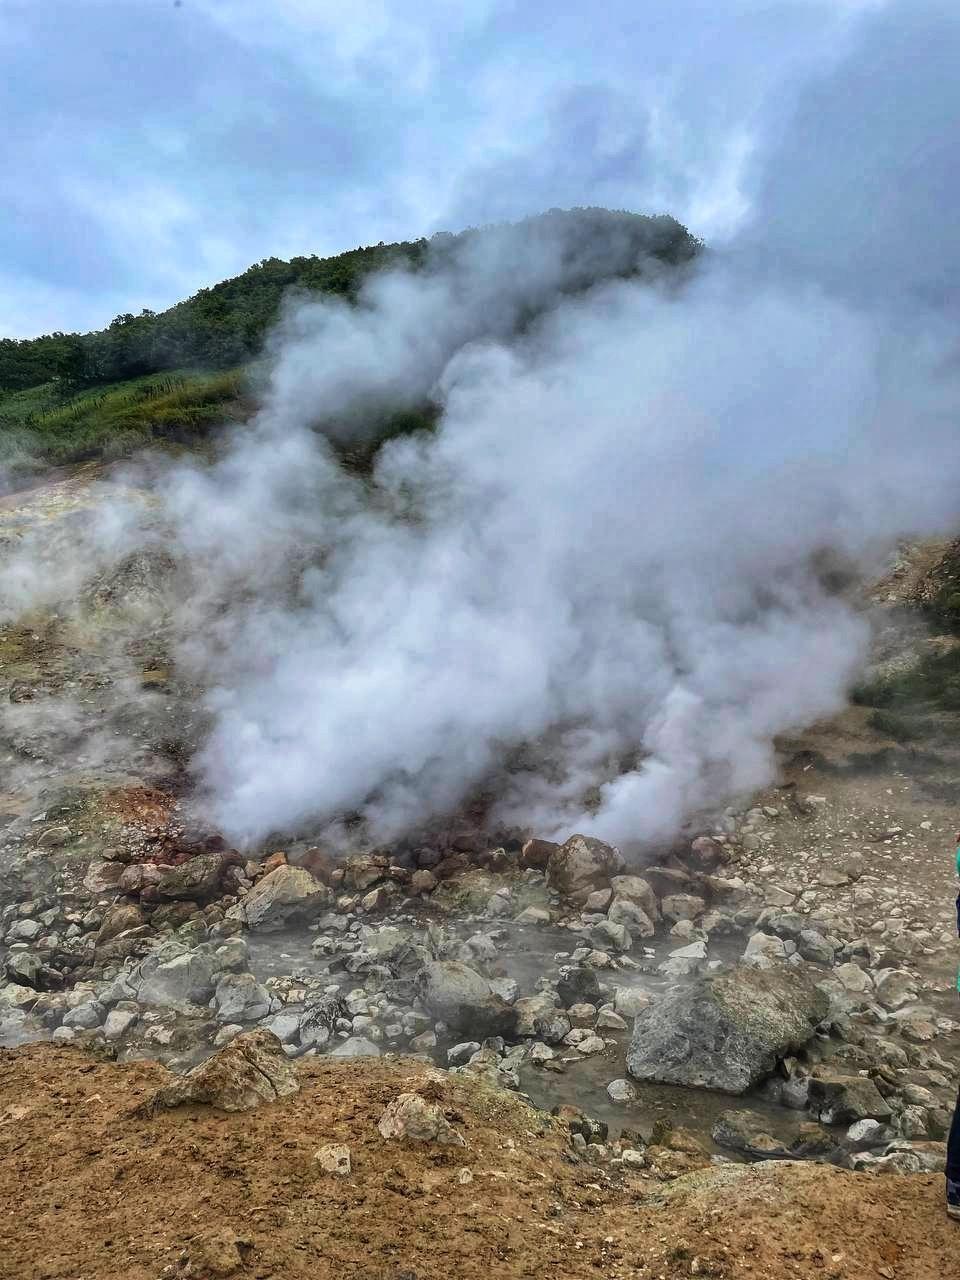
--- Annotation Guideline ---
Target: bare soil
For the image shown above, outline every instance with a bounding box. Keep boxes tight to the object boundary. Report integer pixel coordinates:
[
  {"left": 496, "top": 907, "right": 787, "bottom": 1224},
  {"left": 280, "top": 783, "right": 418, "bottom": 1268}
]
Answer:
[{"left": 0, "top": 1044, "right": 955, "bottom": 1280}]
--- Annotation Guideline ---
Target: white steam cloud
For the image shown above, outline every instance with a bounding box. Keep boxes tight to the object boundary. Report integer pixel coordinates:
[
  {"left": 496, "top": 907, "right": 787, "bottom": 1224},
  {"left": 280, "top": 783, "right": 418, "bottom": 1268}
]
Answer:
[
  {"left": 5, "top": 2, "right": 960, "bottom": 855},
  {"left": 162, "top": 248, "right": 957, "bottom": 850}
]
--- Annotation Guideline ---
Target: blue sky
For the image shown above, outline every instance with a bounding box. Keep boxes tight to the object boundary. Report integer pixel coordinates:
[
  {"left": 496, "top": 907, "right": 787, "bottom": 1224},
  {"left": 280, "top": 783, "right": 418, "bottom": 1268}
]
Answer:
[{"left": 2, "top": 0, "right": 955, "bottom": 335}]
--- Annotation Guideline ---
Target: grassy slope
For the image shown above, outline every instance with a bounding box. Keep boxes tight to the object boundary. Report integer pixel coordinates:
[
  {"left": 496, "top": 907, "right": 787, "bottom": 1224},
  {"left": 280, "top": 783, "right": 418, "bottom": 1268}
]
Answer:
[{"left": 0, "top": 367, "right": 248, "bottom": 472}]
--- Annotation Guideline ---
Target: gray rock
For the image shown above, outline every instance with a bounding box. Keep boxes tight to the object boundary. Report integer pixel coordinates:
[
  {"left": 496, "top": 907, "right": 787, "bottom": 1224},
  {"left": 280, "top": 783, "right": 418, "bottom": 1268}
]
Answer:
[
  {"left": 846, "top": 1118, "right": 884, "bottom": 1149},
  {"left": 556, "top": 966, "right": 601, "bottom": 1007},
  {"left": 228, "top": 865, "right": 329, "bottom": 932},
  {"left": 62, "top": 1000, "right": 104, "bottom": 1030},
  {"left": 661, "top": 894, "right": 705, "bottom": 923},
  {"left": 213, "top": 973, "right": 272, "bottom": 1022},
  {"left": 157, "top": 854, "right": 226, "bottom": 902},
  {"left": 613, "top": 986, "right": 654, "bottom": 1019},
  {"left": 416, "top": 960, "right": 517, "bottom": 1038},
  {"left": 607, "top": 896, "right": 655, "bottom": 937},
  {"left": 514, "top": 905, "right": 551, "bottom": 925},
  {"left": 610, "top": 874, "right": 660, "bottom": 921},
  {"left": 2, "top": 951, "right": 44, "bottom": 989},
  {"left": 330, "top": 1035, "right": 381, "bottom": 1057},
  {"left": 590, "top": 920, "right": 632, "bottom": 952},
  {"left": 6, "top": 919, "right": 42, "bottom": 943},
  {"left": 103, "top": 1008, "right": 138, "bottom": 1040},
  {"left": 263, "top": 1012, "right": 301, "bottom": 1044},
  {"left": 448, "top": 1041, "right": 482, "bottom": 1066},
  {"left": 742, "top": 932, "right": 788, "bottom": 968},
  {"left": 808, "top": 1073, "right": 893, "bottom": 1124},
  {"left": 798, "top": 929, "right": 836, "bottom": 966},
  {"left": 489, "top": 977, "right": 519, "bottom": 1005},
  {"left": 514, "top": 994, "right": 571, "bottom": 1044},
  {"left": 626, "top": 966, "right": 829, "bottom": 1093},
  {"left": 875, "top": 969, "right": 918, "bottom": 1010},
  {"left": 136, "top": 948, "right": 221, "bottom": 1009}
]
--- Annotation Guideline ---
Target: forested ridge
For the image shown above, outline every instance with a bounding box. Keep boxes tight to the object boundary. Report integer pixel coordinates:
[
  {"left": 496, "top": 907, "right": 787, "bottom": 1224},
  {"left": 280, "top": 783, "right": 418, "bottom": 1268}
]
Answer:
[{"left": 0, "top": 208, "right": 699, "bottom": 471}]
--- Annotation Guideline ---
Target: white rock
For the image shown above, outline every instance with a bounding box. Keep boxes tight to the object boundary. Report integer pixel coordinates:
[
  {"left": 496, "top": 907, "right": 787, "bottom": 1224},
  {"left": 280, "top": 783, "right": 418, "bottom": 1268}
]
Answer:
[
  {"left": 606, "top": 1078, "right": 637, "bottom": 1103},
  {"left": 315, "top": 1144, "right": 351, "bottom": 1176}
]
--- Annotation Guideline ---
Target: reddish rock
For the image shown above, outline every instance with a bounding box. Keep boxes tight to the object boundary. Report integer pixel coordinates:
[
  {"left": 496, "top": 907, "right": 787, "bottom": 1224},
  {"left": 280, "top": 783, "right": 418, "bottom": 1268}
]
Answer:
[
  {"left": 82, "top": 859, "right": 124, "bottom": 894},
  {"left": 520, "top": 838, "right": 559, "bottom": 870},
  {"left": 546, "top": 836, "right": 624, "bottom": 900},
  {"left": 410, "top": 870, "right": 437, "bottom": 895},
  {"left": 342, "top": 854, "right": 388, "bottom": 893},
  {"left": 687, "top": 836, "right": 725, "bottom": 871},
  {"left": 433, "top": 853, "right": 471, "bottom": 881},
  {"left": 261, "top": 851, "right": 288, "bottom": 875},
  {"left": 293, "top": 847, "right": 338, "bottom": 884}
]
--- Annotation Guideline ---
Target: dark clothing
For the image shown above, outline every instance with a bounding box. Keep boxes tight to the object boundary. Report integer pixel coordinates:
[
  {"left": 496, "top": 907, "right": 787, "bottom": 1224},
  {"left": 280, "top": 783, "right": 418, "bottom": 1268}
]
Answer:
[{"left": 949, "top": 1085, "right": 960, "bottom": 1184}]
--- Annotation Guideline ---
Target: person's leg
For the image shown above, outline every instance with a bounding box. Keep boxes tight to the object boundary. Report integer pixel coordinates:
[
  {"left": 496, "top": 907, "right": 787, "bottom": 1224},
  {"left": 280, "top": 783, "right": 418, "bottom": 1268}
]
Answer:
[{"left": 948, "top": 1085, "right": 960, "bottom": 1218}]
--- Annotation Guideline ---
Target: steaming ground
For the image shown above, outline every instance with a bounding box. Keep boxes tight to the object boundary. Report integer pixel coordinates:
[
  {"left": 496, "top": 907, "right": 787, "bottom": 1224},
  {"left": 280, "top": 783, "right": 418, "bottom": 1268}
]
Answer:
[
  {"left": 3, "top": 235, "right": 960, "bottom": 853},
  {"left": 128, "top": 272, "right": 960, "bottom": 848}
]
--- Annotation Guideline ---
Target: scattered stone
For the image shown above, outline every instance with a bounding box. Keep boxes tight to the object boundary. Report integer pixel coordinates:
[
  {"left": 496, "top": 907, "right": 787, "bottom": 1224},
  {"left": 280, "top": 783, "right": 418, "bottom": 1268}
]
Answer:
[
  {"left": 378, "top": 1093, "right": 465, "bottom": 1146},
  {"left": 520, "top": 838, "right": 558, "bottom": 870},
  {"left": 546, "top": 835, "right": 624, "bottom": 900},
  {"left": 514, "top": 905, "right": 551, "bottom": 925},
  {"left": 213, "top": 973, "right": 272, "bottom": 1022},
  {"left": 742, "top": 932, "right": 788, "bottom": 968},
  {"left": 613, "top": 987, "right": 654, "bottom": 1019},
  {"left": 447, "top": 1041, "right": 481, "bottom": 1066},
  {"left": 330, "top": 1036, "right": 381, "bottom": 1057},
  {"left": 61, "top": 1001, "right": 103, "bottom": 1030},
  {"left": 607, "top": 896, "right": 655, "bottom": 937},
  {"left": 227, "top": 865, "right": 328, "bottom": 931},
  {"left": 409, "top": 870, "right": 437, "bottom": 895},
  {"left": 808, "top": 1073, "right": 893, "bottom": 1124},
  {"left": 556, "top": 966, "right": 601, "bottom": 1008},
  {"left": 314, "top": 1144, "right": 351, "bottom": 1176},
  {"left": 606, "top": 1078, "right": 637, "bottom": 1103},
  {"left": 144, "top": 1030, "right": 299, "bottom": 1112},
  {"left": 661, "top": 893, "right": 706, "bottom": 923},
  {"left": 157, "top": 854, "right": 227, "bottom": 902},
  {"left": 103, "top": 1007, "right": 138, "bottom": 1040},
  {"left": 609, "top": 875, "right": 659, "bottom": 921}
]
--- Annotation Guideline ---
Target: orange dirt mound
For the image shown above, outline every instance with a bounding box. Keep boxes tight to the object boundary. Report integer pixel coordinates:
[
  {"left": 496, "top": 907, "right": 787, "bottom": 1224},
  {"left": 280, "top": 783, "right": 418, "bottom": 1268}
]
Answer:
[{"left": 0, "top": 1044, "right": 955, "bottom": 1280}]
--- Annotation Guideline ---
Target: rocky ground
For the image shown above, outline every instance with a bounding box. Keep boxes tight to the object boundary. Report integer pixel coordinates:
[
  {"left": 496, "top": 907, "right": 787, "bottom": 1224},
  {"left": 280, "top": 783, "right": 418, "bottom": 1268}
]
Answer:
[
  {"left": 1, "top": 466, "right": 959, "bottom": 1277},
  {"left": 1, "top": 1040, "right": 955, "bottom": 1280}
]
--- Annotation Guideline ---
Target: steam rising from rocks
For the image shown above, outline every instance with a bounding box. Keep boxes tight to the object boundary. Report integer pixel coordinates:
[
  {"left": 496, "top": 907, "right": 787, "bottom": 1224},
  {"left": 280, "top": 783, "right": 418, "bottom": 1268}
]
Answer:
[
  {"left": 5, "top": 3, "right": 960, "bottom": 853},
  {"left": 165, "top": 248, "right": 957, "bottom": 849}
]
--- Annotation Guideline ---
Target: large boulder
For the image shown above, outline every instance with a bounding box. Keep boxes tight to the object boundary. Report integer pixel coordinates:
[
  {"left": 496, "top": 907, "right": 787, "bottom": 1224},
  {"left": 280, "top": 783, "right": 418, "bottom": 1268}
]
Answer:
[
  {"left": 228, "top": 865, "right": 329, "bottom": 931},
  {"left": 135, "top": 945, "right": 222, "bottom": 1009},
  {"left": 609, "top": 874, "right": 660, "bottom": 921},
  {"left": 546, "top": 835, "right": 624, "bottom": 901},
  {"left": 416, "top": 960, "right": 517, "bottom": 1037},
  {"left": 144, "top": 1030, "right": 299, "bottom": 1112},
  {"left": 156, "top": 853, "right": 227, "bottom": 902},
  {"left": 627, "top": 966, "right": 829, "bottom": 1093}
]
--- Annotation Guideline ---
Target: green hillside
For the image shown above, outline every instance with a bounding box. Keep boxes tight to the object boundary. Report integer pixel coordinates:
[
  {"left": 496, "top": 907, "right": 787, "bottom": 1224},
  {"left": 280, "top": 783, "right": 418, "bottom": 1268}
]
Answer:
[{"left": 0, "top": 208, "right": 699, "bottom": 476}]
